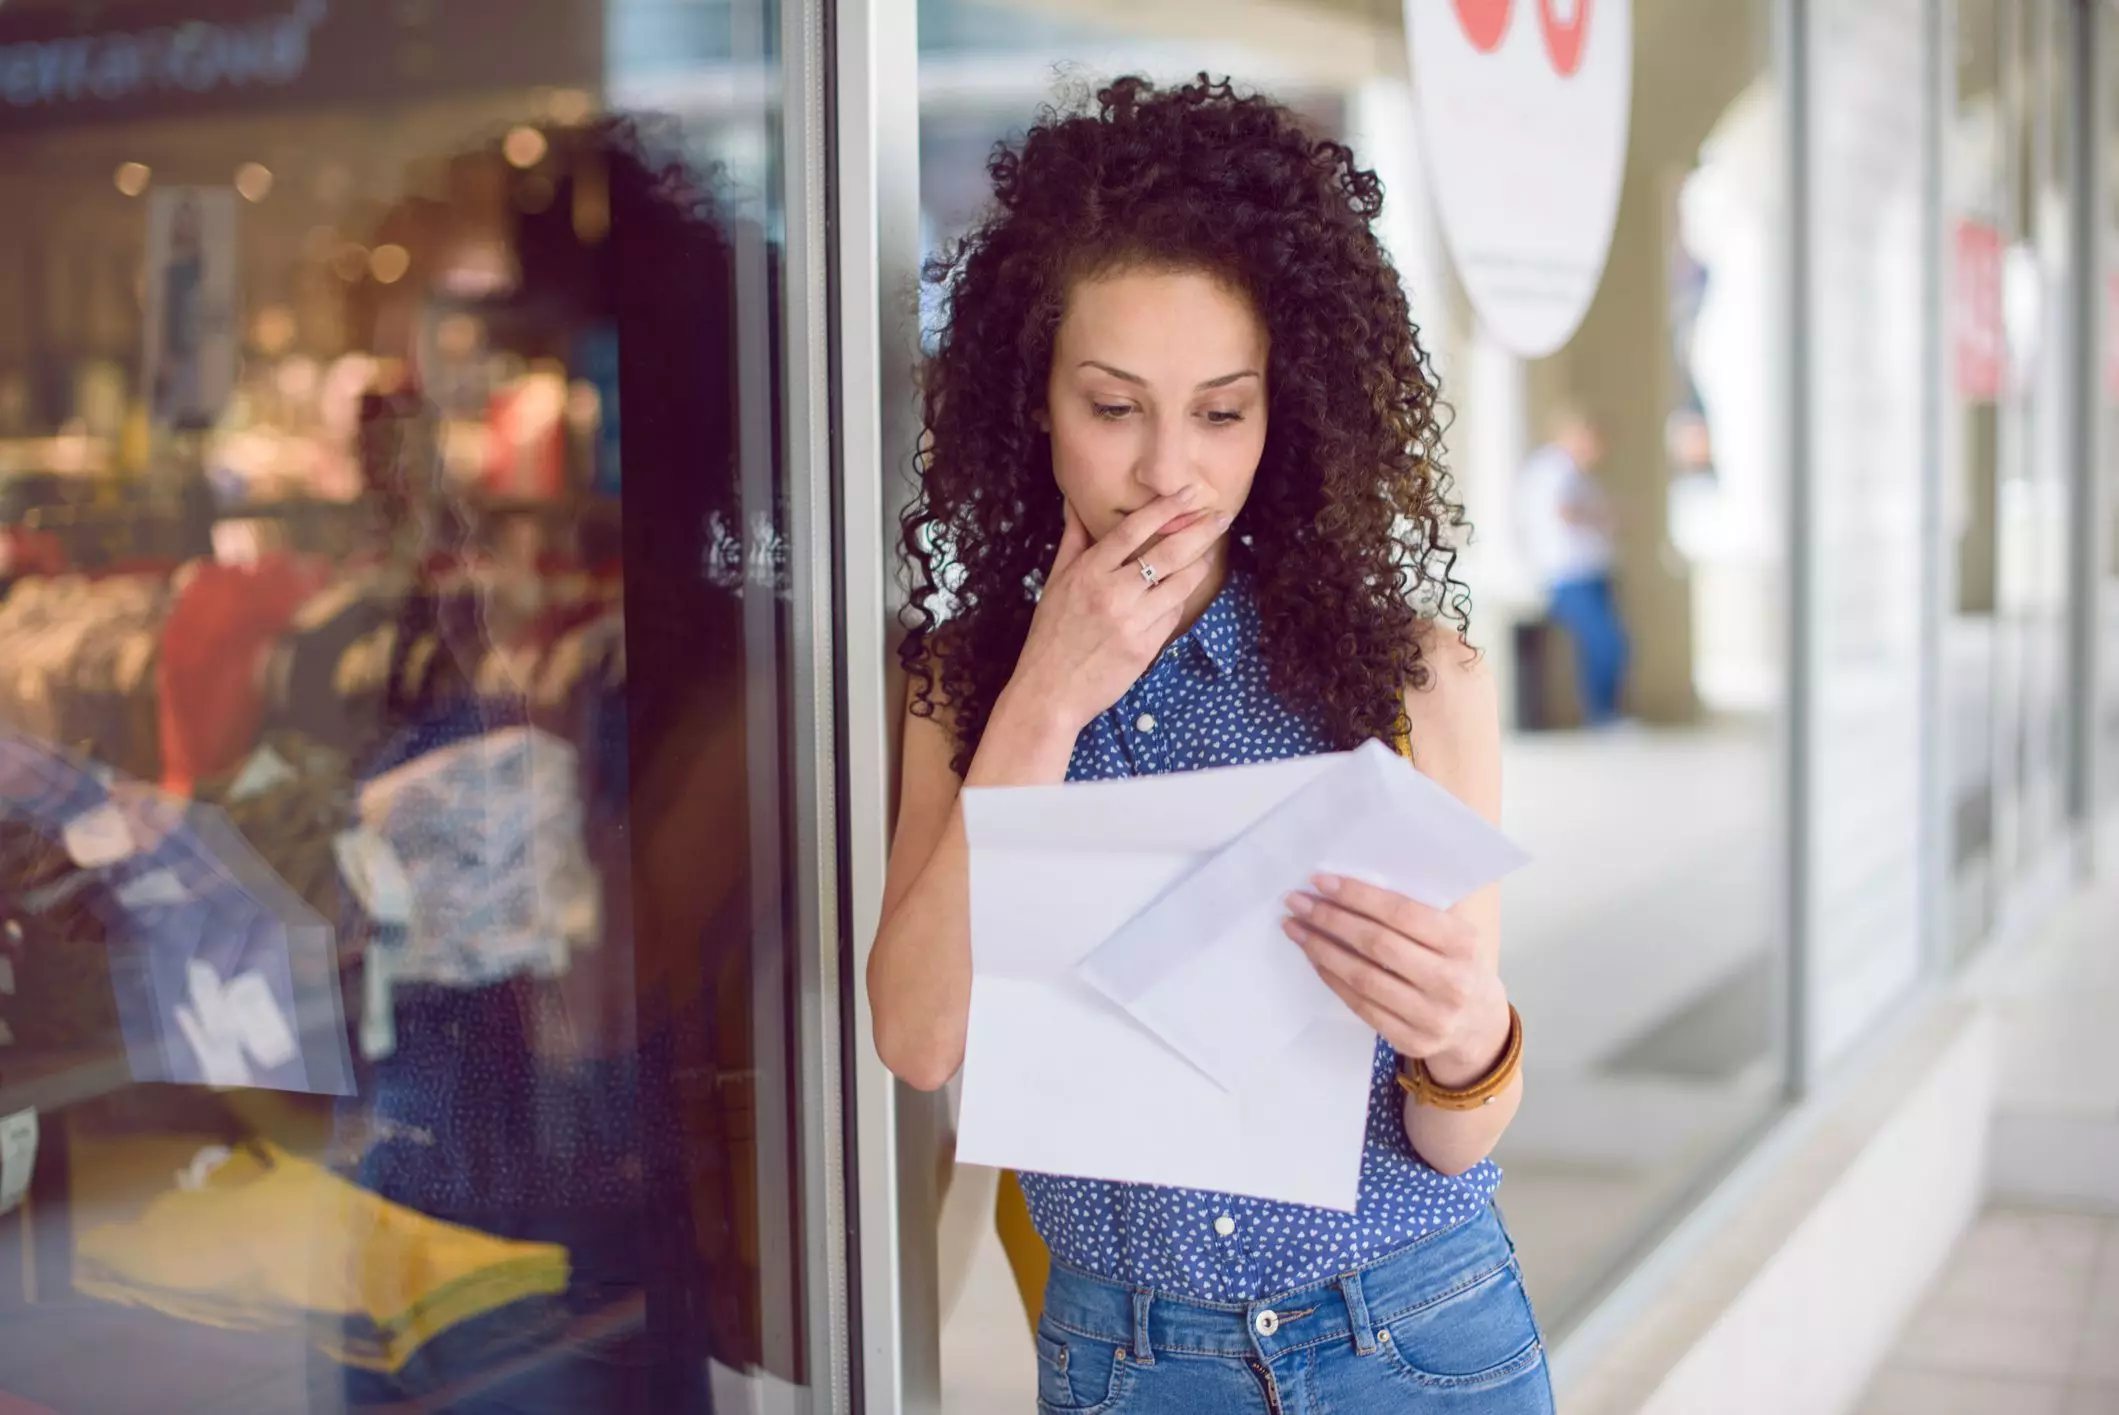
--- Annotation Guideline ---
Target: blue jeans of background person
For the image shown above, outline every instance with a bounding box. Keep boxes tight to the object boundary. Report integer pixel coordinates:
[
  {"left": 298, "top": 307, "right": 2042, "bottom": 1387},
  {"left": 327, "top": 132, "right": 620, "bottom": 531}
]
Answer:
[
  {"left": 1546, "top": 576, "right": 1629, "bottom": 726},
  {"left": 1034, "top": 1204, "right": 1553, "bottom": 1414}
]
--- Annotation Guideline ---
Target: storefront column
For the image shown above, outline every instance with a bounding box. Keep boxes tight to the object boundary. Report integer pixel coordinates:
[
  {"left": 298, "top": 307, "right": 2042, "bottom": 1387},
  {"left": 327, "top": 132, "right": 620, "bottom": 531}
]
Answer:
[
  {"left": 835, "top": 0, "right": 936, "bottom": 1408},
  {"left": 2070, "top": 0, "right": 2110, "bottom": 868}
]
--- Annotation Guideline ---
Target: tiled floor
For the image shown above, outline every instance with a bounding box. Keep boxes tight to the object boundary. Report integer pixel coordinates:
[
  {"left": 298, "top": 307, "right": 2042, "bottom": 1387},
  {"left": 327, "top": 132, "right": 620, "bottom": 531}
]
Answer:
[
  {"left": 1854, "top": 1208, "right": 2119, "bottom": 1414},
  {"left": 1855, "top": 869, "right": 2119, "bottom": 1415}
]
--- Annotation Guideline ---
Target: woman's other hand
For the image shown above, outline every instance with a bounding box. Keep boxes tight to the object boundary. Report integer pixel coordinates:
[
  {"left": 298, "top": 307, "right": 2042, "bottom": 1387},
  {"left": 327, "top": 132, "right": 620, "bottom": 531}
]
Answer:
[
  {"left": 997, "top": 490, "right": 1231, "bottom": 739},
  {"left": 1281, "top": 874, "right": 1514, "bottom": 1088}
]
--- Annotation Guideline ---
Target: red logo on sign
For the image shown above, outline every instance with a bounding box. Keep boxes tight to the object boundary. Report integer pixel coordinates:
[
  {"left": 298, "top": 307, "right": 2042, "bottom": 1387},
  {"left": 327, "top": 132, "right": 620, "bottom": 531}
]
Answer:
[
  {"left": 1954, "top": 219, "right": 2005, "bottom": 401},
  {"left": 1452, "top": 0, "right": 1514, "bottom": 52},
  {"left": 2106, "top": 273, "right": 2119, "bottom": 402},
  {"left": 1452, "top": 0, "right": 1593, "bottom": 77},
  {"left": 1538, "top": 0, "right": 1593, "bottom": 77}
]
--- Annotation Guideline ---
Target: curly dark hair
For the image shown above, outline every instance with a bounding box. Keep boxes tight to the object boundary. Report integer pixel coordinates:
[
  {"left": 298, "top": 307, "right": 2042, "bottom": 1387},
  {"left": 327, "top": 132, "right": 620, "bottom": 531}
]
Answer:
[{"left": 900, "top": 74, "right": 1470, "bottom": 777}]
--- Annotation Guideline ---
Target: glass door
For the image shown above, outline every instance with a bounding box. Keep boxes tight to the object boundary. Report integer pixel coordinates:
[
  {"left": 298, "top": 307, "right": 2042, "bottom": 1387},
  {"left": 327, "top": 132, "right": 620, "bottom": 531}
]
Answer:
[
  {"left": 0, "top": 1, "right": 846, "bottom": 1410},
  {"left": 2099, "top": 2, "right": 2119, "bottom": 826},
  {"left": 1988, "top": 0, "right": 2079, "bottom": 905}
]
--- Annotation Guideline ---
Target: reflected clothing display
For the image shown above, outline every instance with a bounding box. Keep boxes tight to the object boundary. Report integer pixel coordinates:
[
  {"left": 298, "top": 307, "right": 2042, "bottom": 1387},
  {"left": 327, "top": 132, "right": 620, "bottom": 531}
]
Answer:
[
  {"left": 357, "top": 723, "right": 600, "bottom": 990},
  {"left": 156, "top": 557, "right": 333, "bottom": 795},
  {"left": 0, "top": 819, "right": 126, "bottom": 1057},
  {"left": 192, "top": 731, "right": 358, "bottom": 925},
  {"left": 0, "top": 727, "right": 353, "bottom": 1097},
  {"left": 1024, "top": 572, "right": 1503, "bottom": 1303},
  {"left": 0, "top": 50, "right": 809, "bottom": 1411},
  {"left": 259, "top": 571, "right": 413, "bottom": 757},
  {"left": 72, "top": 1138, "right": 569, "bottom": 1376},
  {"left": 0, "top": 574, "right": 171, "bottom": 781}
]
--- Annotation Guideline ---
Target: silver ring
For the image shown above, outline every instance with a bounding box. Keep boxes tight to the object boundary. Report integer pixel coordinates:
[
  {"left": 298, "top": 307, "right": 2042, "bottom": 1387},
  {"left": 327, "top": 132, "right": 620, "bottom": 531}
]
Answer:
[{"left": 1138, "top": 560, "right": 1160, "bottom": 588}]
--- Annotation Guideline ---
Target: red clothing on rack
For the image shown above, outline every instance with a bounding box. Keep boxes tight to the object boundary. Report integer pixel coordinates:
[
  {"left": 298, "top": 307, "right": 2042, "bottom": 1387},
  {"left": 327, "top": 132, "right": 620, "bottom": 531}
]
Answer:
[{"left": 156, "top": 556, "right": 330, "bottom": 795}]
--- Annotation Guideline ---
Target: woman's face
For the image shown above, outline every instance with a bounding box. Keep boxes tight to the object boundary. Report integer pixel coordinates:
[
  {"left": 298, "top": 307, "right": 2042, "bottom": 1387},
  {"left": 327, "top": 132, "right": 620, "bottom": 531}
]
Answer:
[{"left": 1043, "top": 266, "right": 1269, "bottom": 557}]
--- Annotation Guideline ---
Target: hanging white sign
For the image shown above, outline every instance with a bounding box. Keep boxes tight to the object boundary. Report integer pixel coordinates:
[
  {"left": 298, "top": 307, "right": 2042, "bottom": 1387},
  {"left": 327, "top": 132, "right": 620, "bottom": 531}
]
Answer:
[{"left": 1405, "top": 0, "right": 1633, "bottom": 357}]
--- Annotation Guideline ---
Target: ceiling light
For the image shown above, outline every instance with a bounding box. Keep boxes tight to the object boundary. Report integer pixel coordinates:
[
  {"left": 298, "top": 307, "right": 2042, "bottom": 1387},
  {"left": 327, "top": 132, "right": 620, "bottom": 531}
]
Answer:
[
  {"left": 369, "top": 244, "right": 412, "bottom": 285},
  {"left": 503, "top": 126, "right": 549, "bottom": 170}
]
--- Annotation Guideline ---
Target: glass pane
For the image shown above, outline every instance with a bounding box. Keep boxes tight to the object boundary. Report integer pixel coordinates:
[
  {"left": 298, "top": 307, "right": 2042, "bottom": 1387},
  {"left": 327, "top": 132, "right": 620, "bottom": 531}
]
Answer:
[
  {"left": 0, "top": 3, "right": 827, "bottom": 1411},
  {"left": 1804, "top": 0, "right": 1931, "bottom": 1064},
  {"left": 909, "top": 0, "right": 1787, "bottom": 1385},
  {"left": 1948, "top": 0, "right": 2005, "bottom": 952},
  {"left": 2011, "top": 0, "right": 2073, "bottom": 870},
  {"left": 1971, "top": 0, "right": 2078, "bottom": 897},
  {"left": 2103, "top": 8, "right": 2119, "bottom": 812},
  {"left": 1498, "top": 1, "right": 1783, "bottom": 1320}
]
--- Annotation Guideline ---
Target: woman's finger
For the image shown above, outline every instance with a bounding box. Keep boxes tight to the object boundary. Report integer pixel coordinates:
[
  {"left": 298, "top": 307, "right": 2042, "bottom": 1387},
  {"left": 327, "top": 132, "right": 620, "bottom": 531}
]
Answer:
[
  {"left": 1085, "top": 489, "right": 1201, "bottom": 572},
  {"left": 1136, "top": 555, "right": 1215, "bottom": 628},
  {"left": 1279, "top": 893, "right": 1449, "bottom": 1004},
  {"left": 1284, "top": 916, "right": 1442, "bottom": 1029},
  {"left": 1304, "top": 946, "right": 1445, "bottom": 1052},
  {"left": 1286, "top": 894, "right": 1449, "bottom": 991},
  {"left": 1141, "top": 509, "right": 1233, "bottom": 579},
  {"left": 1051, "top": 498, "right": 1092, "bottom": 575},
  {"left": 1310, "top": 873, "right": 1478, "bottom": 958}
]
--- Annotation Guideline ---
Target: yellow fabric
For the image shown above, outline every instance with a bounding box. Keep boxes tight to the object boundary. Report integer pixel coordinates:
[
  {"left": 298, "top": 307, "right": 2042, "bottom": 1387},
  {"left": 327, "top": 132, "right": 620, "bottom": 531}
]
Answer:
[
  {"left": 994, "top": 1168, "right": 1049, "bottom": 1334},
  {"left": 71, "top": 1139, "right": 568, "bottom": 1374}
]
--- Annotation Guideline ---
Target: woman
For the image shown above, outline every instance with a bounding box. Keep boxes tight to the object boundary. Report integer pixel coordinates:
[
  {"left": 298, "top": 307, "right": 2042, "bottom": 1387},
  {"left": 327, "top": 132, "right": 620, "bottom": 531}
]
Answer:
[{"left": 868, "top": 76, "right": 1552, "bottom": 1413}]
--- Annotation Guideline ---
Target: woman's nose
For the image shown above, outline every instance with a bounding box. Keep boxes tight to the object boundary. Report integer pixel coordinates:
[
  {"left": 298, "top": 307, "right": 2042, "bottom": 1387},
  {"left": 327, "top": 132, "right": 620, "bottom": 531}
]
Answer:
[{"left": 1134, "top": 420, "right": 1193, "bottom": 498}]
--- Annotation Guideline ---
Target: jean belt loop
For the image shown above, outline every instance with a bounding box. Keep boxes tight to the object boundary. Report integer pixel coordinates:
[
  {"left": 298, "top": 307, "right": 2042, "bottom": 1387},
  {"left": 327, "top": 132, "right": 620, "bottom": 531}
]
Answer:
[
  {"left": 1339, "top": 1269, "right": 1378, "bottom": 1357},
  {"left": 1130, "top": 1290, "right": 1156, "bottom": 1365}
]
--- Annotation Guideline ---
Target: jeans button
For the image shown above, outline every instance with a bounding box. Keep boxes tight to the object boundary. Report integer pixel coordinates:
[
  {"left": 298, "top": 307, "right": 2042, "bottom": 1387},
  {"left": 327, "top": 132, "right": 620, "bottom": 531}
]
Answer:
[{"left": 1254, "top": 1309, "right": 1279, "bottom": 1337}]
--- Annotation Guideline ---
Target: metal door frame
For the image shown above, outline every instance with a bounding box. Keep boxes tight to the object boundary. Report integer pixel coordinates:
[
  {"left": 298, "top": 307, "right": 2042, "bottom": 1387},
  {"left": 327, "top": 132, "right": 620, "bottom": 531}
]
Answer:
[{"left": 832, "top": 0, "right": 937, "bottom": 1408}]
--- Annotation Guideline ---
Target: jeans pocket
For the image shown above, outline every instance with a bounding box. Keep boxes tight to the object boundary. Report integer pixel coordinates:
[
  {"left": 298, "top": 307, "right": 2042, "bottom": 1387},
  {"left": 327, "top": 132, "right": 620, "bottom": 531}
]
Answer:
[
  {"left": 1372, "top": 1259, "right": 1548, "bottom": 1395},
  {"left": 1033, "top": 1318, "right": 1132, "bottom": 1414}
]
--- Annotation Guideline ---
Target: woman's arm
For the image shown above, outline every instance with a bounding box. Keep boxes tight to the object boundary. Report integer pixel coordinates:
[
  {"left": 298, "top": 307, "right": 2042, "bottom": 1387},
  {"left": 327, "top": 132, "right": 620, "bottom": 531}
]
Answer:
[
  {"left": 1281, "top": 634, "right": 1520, "bottom": 1176},
  {"left": 866, "top": 681, "right": 1078, "bottom": 1092},
  {"left": 1392, "top": 643, "right": 1519, "bottom": 1176},
  {"left": 866, "top": 492, "right": 1230, "bottom": 1091}
]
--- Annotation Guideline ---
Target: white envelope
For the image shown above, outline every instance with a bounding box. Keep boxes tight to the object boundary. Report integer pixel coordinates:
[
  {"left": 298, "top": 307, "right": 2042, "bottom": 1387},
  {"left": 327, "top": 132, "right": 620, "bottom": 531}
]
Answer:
[
  {"left": 1075, "top": 739, "right": 1531, "bottom": 1093},
  {"left": 957, "top": 746, "right": 1526, "bottom": 1212}
]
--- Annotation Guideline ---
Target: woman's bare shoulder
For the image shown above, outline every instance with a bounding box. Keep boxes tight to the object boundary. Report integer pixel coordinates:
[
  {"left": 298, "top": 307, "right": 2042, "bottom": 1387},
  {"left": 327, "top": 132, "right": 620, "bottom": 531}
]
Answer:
[{"left": 1403, "top": 623, "right": 1500, "bottom": 816}]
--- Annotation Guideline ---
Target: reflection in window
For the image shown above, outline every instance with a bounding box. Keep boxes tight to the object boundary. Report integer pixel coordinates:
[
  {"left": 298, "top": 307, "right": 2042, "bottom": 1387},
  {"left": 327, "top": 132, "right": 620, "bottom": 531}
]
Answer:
[{"left": 0, "top": 14, "right": 817, "bottom": 1405}]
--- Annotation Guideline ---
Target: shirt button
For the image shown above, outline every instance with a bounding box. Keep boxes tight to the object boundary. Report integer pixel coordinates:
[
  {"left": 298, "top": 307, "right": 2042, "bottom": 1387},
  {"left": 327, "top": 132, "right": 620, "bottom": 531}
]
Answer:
[
  {"left": 1254, "top": 1309, "right": 1279, "bottom": 1337},
  {"left": 1213, "top": 1215, "right": 1235, "bottom": 1237},
  {"left": 1135, "top": 713, "right": 1157, "bottom": 733}
]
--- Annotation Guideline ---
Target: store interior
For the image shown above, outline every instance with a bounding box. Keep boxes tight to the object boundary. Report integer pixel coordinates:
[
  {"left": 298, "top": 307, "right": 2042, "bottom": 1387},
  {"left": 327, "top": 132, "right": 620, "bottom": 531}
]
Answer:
[{"left": 0, "top": 64, "right": 811, "bottom": 1411}]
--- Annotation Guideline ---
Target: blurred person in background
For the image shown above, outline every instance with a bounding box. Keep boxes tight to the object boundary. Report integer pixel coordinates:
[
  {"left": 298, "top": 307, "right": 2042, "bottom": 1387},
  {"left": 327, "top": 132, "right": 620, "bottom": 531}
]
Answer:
[
  {"left": 1516, "top": 407, "right": 1631, "bottom": 728},
  {"left": 868, "top": 75, "right": 1552, "bottom": 1414}
]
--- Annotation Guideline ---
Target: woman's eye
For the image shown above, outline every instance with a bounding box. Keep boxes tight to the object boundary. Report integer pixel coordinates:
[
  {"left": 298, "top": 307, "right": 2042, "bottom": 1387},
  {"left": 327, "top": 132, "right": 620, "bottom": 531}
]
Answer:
[
  {"left": 1202, "top": 410, "right": 1245, "bottom": 426},
  {"left": 1092, "top": 403, "right": 1134, "bottom": 421}
]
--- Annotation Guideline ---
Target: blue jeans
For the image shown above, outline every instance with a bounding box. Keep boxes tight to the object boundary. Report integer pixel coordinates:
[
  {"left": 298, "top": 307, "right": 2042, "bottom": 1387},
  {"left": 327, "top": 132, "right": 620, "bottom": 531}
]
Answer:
[
  {"left": 1546, "top": 576, "right": 1629, "bottom": 725},
  {"left": 1034, "top": 1205, "right": 1554, "bottom": 1414}
]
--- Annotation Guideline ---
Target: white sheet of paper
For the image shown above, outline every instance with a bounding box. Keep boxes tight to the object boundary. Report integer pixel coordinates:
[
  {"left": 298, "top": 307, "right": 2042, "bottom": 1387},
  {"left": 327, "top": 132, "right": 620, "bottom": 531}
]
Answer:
[
  {"left": 959, "top": 752, "right": 1388, "bottom": 1211},
  {"left": 1075, "top": 739, "right": 1530, "bottom": 1093}
]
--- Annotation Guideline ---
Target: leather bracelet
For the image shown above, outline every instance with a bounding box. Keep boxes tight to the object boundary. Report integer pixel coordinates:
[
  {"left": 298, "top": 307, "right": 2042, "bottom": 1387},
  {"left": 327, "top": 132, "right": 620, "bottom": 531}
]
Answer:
[{"left": 1395, "top": 1005, "right": 1523, "bottom": 1111}]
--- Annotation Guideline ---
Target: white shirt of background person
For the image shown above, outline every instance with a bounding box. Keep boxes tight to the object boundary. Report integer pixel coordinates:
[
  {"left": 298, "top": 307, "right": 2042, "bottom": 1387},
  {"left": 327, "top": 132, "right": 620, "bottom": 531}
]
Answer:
[{"left": 1515, "top": 419, "right": 1615, "bottom": 593}]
